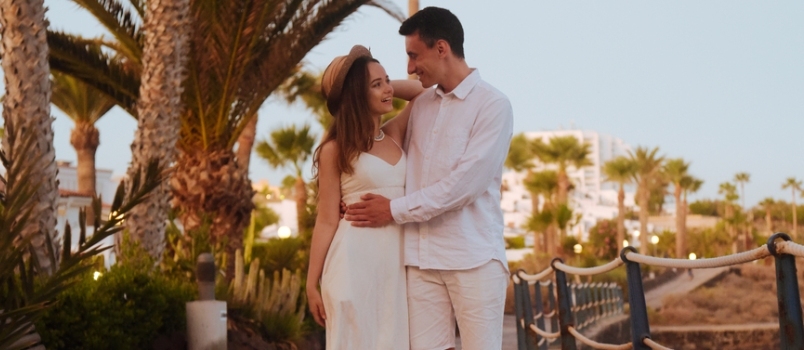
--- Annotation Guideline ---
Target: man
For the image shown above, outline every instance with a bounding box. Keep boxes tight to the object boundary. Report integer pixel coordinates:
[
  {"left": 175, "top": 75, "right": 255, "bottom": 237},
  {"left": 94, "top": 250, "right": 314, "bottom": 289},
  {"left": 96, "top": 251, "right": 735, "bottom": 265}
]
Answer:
[{"left": 345, "top": 7, "right": 513, "bottom": 350}]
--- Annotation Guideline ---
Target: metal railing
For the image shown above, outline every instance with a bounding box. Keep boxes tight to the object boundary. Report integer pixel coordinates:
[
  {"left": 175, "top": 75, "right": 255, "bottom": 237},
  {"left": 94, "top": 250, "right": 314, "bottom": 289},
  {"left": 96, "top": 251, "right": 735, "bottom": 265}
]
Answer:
[{"left": 512, "top": 232, "right": 804, "bottom": 350}]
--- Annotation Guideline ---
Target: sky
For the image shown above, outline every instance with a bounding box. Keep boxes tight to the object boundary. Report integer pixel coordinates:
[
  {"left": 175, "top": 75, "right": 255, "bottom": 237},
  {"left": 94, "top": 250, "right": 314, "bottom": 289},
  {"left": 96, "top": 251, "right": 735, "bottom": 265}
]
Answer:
[{"left": 22, "top": 0, "right": 804, "bottom": 208}]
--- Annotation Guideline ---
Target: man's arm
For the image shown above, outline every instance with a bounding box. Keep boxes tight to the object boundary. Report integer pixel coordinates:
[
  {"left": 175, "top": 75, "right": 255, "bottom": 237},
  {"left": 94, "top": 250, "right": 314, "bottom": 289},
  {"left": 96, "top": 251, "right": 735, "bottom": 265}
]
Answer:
[{"left": 346, "top": 97, "right": 513, "bottom": 227}]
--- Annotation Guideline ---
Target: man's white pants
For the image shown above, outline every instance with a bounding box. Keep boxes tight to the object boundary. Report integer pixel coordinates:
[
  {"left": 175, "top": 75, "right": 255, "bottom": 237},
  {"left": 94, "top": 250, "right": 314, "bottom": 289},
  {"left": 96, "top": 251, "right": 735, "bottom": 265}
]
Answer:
[{"left": 407, "top": 260, "right": 509, "bottom": 350}]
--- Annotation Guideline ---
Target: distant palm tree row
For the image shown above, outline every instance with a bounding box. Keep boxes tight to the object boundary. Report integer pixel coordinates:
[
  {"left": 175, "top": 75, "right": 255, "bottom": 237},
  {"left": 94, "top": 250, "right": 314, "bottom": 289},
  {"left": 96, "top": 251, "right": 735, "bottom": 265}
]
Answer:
[{"left": 507, "top": 133, "right": 804, "bottom": 259}]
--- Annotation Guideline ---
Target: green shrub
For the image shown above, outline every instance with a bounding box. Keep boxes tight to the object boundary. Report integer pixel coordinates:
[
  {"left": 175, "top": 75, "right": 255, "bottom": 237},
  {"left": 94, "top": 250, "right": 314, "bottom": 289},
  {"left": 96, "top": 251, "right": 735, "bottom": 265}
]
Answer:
[
  {"left": 36, "top": 263, "right": 196, "bottom": 350},
  {"left": 505, "top": 235, "right": 526, "bottom": 249},
  {"left": 252, "top": 237, "right": 305, "bottom": 275}
]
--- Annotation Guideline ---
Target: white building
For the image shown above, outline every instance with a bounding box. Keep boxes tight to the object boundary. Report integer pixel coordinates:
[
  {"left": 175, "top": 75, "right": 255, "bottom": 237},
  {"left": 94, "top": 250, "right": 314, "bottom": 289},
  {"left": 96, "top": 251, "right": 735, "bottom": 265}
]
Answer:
[
  {"left": 502, "top": 129, "right": 640, "bottom": 242},
  {"left": 55, "top": 161, "right": 119, "bottom": 266}
]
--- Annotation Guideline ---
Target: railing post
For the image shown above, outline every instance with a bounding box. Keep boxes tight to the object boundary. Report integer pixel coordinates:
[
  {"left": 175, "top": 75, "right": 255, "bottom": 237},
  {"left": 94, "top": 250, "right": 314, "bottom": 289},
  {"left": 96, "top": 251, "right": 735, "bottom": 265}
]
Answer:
[
  {"left": 547, "top": 281, "right": 559, "bottom": 337},
  {"left": 551, "top": 258, "right": 578, "bottom": 350},
  {"left": 621, "top": 247, "right": 651, "bottom": 350},
  {"left": 534, "top": 282, "right": 548, "bottom": 350},
  {"left": 768, "top": 233, "right": 804, "bottom": 349},
  {"left": 514, "top": 273, "right": 527, "bottom": 350},
  {"left": 518, "top": 273, "right": 538, "bottom": 350}
]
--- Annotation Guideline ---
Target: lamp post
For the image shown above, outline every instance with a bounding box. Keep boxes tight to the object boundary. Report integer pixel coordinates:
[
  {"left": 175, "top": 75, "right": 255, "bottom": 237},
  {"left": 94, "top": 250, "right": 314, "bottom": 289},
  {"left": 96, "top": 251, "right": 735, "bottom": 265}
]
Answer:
[
  {"left": 650, "top": 235, "right": 659, "bottom": 256},
  {"left": 573, "top": 243, "right": 582, "bottom": 266},
  {"left": 277, "top": 226, "right": 291, "bottom": 239}
]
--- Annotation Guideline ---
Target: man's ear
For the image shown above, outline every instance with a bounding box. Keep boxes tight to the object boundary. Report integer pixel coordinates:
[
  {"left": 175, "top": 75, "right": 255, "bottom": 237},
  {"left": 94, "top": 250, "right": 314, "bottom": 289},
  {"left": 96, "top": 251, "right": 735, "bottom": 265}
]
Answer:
[{"left": 436, "top": 40, "right": 450, "bottom": 58}]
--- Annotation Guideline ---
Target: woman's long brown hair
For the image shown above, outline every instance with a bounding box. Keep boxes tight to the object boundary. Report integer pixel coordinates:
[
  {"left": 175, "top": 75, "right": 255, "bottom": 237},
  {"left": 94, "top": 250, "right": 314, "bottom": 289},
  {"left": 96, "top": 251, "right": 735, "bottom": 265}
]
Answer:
[{"left": 312, "top": 56, "right": 381, "bottom": 185}]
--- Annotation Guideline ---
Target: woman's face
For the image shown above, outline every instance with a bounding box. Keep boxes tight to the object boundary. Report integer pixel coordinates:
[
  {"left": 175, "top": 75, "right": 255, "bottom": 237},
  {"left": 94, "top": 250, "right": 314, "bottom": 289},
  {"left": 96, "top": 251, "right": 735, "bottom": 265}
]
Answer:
[{"left": 366, "top": 61, "right": 394, "bottom": 117}]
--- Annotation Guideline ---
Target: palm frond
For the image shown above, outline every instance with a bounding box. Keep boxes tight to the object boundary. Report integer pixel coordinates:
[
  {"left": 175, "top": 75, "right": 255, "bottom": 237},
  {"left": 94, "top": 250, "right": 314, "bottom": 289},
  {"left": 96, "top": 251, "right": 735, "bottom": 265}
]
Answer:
[
  {"left": 48, "top": 30, "right": 139, "bottom": 116},
  {"left": 182, "top": 0, "right": 403, "bottom": 152},
  {"left": 51, "top": 71, "right": 116, "bottom": 124},
  {"left": 69, "top": 0, "right": 143, "bottom": 63},
  {"left": 366, "top": 0, "right": 405, "bottom": 22}
]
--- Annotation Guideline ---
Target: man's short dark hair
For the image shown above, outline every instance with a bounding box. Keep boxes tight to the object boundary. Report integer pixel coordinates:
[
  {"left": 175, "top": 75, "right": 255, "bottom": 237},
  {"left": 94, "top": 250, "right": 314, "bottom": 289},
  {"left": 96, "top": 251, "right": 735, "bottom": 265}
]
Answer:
[{"left": 399, "top": 7, "right": 464, "bottom": 59}]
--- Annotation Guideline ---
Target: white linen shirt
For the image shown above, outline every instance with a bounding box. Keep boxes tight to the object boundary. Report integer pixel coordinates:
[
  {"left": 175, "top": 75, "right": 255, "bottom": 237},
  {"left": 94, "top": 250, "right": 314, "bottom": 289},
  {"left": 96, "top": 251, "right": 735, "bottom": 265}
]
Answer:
[{"left": 390, "top": 69, "right": 513, "bottom": 271}]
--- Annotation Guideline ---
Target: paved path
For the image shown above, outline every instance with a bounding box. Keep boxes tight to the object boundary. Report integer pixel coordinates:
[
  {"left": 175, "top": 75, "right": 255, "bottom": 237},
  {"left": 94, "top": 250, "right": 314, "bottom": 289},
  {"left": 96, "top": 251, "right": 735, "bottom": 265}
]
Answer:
[{"left": 644, "top": 267, "right": 727, "bottom": 309}]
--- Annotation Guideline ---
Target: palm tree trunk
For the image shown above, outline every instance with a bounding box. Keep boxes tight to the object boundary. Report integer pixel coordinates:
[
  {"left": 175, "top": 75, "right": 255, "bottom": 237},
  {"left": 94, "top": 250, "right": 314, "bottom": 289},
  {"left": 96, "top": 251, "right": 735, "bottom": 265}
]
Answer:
[
  {"left": 557, "top": 169, "right": 570, "bottom": 206},
  {"left": 71, "top": 122, "right": 99, "bottom": 223},
  {"left": 125, "top": 0, "right": 190, "bottom": 260},
  {"left": 171, "top": 150, "right": 254, "bottom": 281},
  {"left": 545, "top": 223, "right": 557, "bottom": 257},
  {"left": 674, "top": 184, "right": 685, "bottom": 258},
  {"left": 294, "top": 176, "right": 308, "bottom": 232},
  {"left": 1, "top": 0, "right": 59, "bottom": 275},
  {"left": 726, "top": 205, "right": 737, "bottom": 254},
  {"left": 616, "top": 184, "right": 625, "bottom": 253},
  {"left": 529, "top": 191, "right": 542, "bottom": 254},
  {"left": 793, "top": 194, "right": 798, "bottom": 240},
  {"left": 638, "top": 182, "right": 649, "bottom": 254},
  {"left": 235, "top": 113, "right": 257, "bottom": 171}
]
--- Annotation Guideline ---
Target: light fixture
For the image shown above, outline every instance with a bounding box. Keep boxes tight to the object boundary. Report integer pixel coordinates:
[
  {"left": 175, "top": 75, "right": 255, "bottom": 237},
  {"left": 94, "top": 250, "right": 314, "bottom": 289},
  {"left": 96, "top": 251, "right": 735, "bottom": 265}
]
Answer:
[
  {"left": 623, "top": 240, "right": 629, "bottom": 248},
  {"left": 573, "top": 243, "right": 582, "bottom": 254},
  {"left": 650, "top": 235, "right": 659, "bottom": 245},
  {"left": 688, "top": 252, "right": 697, "bottom": 260},
  {"left": 277, "top": 226, "right": 291, "bottom": 239}
]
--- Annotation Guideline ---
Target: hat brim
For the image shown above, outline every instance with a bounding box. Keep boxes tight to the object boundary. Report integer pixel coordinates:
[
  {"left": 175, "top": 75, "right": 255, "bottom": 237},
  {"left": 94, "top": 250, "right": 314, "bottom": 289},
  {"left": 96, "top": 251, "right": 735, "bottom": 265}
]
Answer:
[{"left": 322, "top": 45, "right": 373, "bottom": 116}]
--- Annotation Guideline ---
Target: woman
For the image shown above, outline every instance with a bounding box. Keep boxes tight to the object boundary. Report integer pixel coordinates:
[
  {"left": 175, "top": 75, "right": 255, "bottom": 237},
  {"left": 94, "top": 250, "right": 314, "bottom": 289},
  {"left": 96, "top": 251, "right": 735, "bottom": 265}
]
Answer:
[{"left": 306, "top": 45, "right": 423, "bottom": 349}]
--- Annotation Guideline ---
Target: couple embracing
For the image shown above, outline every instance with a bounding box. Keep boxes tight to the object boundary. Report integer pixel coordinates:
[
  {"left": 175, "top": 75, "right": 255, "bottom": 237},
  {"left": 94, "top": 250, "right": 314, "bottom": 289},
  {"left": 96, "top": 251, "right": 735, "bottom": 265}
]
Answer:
[{"left": 305, "top": 7, "right": 514, "bottom": 350}]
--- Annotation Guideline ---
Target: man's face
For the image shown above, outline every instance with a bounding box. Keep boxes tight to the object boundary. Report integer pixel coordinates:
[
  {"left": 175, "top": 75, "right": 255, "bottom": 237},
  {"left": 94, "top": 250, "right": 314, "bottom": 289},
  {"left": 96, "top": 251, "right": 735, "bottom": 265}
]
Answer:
[{"left": 405, "top": 33, "right": 441, "bottom": 88}]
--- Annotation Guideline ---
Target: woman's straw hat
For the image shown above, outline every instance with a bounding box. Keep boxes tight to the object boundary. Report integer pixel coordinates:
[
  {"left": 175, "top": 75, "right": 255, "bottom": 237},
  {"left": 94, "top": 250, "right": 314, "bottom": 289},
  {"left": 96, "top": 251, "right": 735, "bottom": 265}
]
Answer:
[{"left": 321, "top": 45, "right": 372, "bottom": 115}]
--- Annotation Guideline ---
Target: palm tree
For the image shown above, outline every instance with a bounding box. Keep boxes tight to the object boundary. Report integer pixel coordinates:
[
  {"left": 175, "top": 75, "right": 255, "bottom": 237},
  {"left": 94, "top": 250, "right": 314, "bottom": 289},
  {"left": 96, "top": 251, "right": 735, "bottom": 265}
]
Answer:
[
  {"left": 759, "top": 197, "right": 775, "bottom": 235},
  {"left": 602, "top": 156, "right": 637, "bottom": 254},
  {"left": 664, "top": 158, "right": 690, "bottom": 259},
  {"left": 719, "top": 182, "right": 739, "bottom": 253},
  {"left": 255, "top": 124, "right": 317, "bottom": 234},
  {"left": 1, "top": 0, "right": 60, "bottom": 275},
  {"left": 51, "top": 71, "right": 116, "bottom": 223},
  {"left": 505, "top": 133, "right": 539, "bottom": 251},
  {"left": 123, "top": 0, "right": 190, "bottom": 261},
  {"left": 629, "top": 146, "right": 664, "bottom": 254},
  {"left": 782, "top": 177, "right": 802, "bottom": 239},
  {"left": 525, "top": 170, "right": 559, "bottom": 256},
  {"left": 734, "top": 172, "right": 750, "bottom": 210},
  {"left": 532, "top": 135, "right": 592, "bottom": 207},
  {"left": 50, "top": 0, "right": 405, "bottom": 271}
]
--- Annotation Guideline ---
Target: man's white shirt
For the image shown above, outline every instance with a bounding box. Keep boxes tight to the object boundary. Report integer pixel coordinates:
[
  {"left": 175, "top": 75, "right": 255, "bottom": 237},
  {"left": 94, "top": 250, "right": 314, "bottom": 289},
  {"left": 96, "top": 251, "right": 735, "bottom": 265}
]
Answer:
[{"left": 390, "top": 69, "right": 514, "bottom": 271}]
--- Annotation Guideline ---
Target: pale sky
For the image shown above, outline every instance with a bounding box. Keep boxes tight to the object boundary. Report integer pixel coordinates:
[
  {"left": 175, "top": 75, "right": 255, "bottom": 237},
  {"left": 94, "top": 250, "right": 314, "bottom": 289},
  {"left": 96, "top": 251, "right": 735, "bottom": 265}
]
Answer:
[{"left": 24, "top": 1, "right": 804, "bottom": 207}]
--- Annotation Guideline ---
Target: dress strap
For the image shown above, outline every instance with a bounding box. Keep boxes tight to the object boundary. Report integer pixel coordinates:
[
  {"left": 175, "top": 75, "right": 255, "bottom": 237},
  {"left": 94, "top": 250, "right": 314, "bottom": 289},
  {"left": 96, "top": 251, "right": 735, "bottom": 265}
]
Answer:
[{"left": 388, "top": 134, "right": 403, "bottom": 152}]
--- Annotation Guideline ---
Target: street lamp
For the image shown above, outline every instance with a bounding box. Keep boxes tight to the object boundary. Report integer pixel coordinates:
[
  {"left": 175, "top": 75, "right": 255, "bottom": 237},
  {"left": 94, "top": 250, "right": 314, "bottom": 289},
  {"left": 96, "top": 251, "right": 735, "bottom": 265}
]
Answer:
[
  {"left": 688, "top": 252, "right": 697, "bottom": 260},
  {"left": 650, "top": 235, "right": 659, "bottom": 256},
  {"left": 623, "top": 239, "right": 629, "bottom": 248},
  {"left": 573, "top": 243, "right": 582, "bottom": 266},
  {"left": 277, "top": 226, "right": 292, "bottom": 239}
]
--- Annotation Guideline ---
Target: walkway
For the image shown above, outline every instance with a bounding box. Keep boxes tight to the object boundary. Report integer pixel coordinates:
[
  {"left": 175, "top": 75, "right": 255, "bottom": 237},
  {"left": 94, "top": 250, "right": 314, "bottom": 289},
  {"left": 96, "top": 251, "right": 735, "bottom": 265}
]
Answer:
[{"left": 644, "top": 267, "right": 727, "bottom": 309}]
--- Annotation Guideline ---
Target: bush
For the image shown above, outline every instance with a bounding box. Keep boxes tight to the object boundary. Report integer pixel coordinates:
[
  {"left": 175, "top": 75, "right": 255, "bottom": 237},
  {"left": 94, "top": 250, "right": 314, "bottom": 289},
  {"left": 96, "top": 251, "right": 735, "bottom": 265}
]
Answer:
[
  {"left": 505, "top": 235, "right": 526, "bottom": 249},
  {"left": 252, "top": 237, "right": 305, "bottom": 275},
  {"left": 36, "top": 263, "right": 196, "bottom": 350},
  {"left": 587, "top": 219, "right": 619, "bottom": 260}
]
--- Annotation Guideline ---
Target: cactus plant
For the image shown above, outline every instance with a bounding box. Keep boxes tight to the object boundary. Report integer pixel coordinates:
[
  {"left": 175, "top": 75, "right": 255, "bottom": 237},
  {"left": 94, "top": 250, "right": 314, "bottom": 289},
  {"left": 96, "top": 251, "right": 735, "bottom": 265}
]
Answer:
[{"left": 229, "top": 249, "right": 306, "bottom": 343}]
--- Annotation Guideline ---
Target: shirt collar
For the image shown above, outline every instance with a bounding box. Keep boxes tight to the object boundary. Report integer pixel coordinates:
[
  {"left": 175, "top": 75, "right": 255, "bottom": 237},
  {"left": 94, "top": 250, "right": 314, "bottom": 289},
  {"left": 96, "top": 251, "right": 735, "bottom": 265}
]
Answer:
[{"left": 435, "top": 69, "right": 480, "bottom": 100}]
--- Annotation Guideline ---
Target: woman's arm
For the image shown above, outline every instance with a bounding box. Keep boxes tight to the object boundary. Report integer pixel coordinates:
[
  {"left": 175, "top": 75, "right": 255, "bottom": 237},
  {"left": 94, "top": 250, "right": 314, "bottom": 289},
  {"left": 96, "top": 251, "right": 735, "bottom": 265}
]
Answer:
[
  {"left": 391, "top": 79, "right": 424, "bottom": 101},
  {"left": 382, "top": 99, "right": 415, "bottom": 144},
  {"left": 306, "top": 142, "right": 341, "bottom": 327}
]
